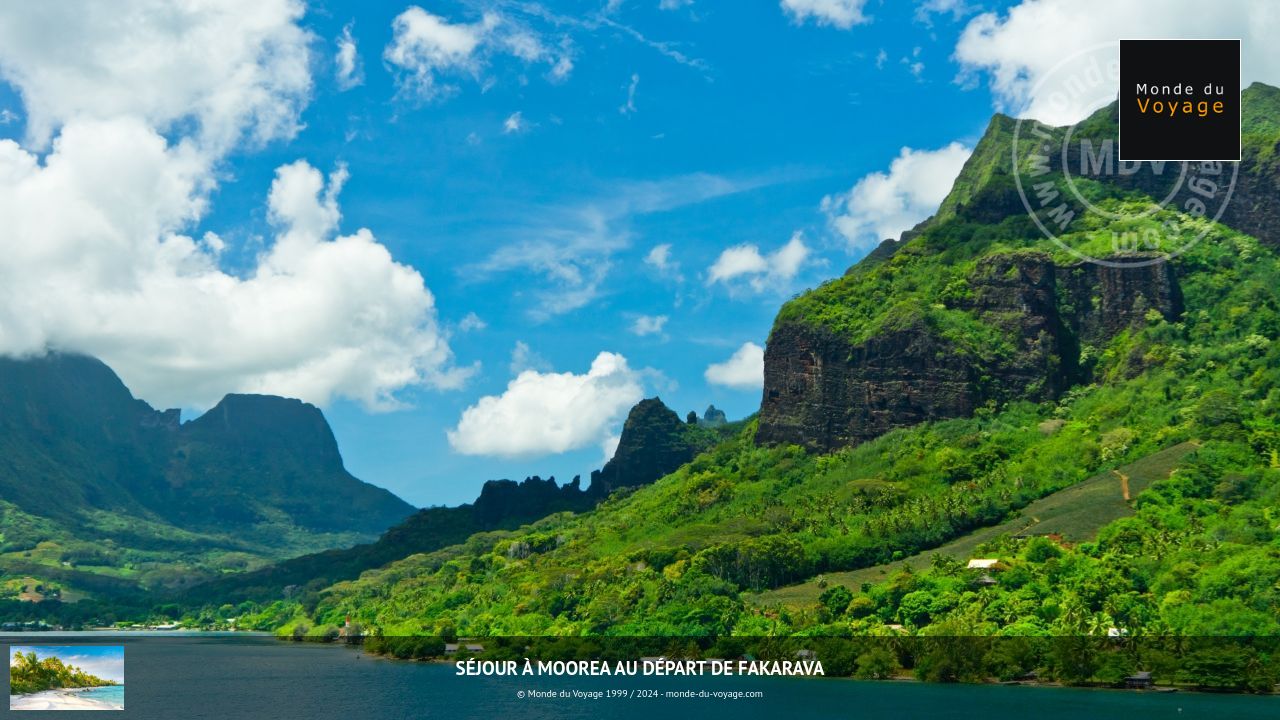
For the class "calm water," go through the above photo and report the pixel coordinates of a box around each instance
[1,635,1276,719]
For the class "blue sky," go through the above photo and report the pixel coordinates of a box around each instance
[0,0,1015,507]
[13,0,1269,508]
[10,646,125,684]
[271,0,1009,505]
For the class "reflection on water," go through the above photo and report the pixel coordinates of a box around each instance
[1,634,1275,719]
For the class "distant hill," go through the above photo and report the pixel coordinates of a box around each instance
[0,353,413,595]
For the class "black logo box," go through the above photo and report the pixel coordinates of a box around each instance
[1119,39,1240,162]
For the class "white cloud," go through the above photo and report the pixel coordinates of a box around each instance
[457,312,487,332]
[335,22,364,91]
[503,111,524,133]
[659,0,694,9]
[550,54,575,82]
[620,73,639,115]
[822,142,971,251]
[629,314,668,336]
[384,5,573,102]
[914,0,977,24]
[0,1,469,411]
[448,352,644,458]
[645,244,673,271]
[955,0,1280,125]
[0,109,17,125]
[707,231,810,292]
[0,0,312,153]
[780,0,870,29]
[705,342,764,390]
[384,6,491,102]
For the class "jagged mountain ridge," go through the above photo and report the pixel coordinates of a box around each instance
[181,396,741,603]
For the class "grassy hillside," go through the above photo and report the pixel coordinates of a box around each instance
[753,441,1198,607]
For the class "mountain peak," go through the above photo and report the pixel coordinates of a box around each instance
[590,397,697,494]
[185,393,342,465]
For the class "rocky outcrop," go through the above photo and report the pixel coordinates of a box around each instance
[757,253,1181,453]
[472,475,593,525]
[590,397,698,495]
[700,404,727,427]
[1056,258,1183,344]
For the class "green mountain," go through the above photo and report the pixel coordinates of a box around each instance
[0,353,414,596]
[246,84,1280,672]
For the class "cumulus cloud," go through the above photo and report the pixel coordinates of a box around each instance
[448,352,644,458]
[822,143,971,251]
[705,342,764,390]
[384,5,573,102]
[0,0,312,153]
[503,111,524,133]
[955,0,1280,125]
[780,0,870,29]
[707,232,810,292]
[0,1,469,411]
[629,314,668,336]
[334,22,364,91]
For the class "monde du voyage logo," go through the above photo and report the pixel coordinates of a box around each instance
[1012,40,1241,267]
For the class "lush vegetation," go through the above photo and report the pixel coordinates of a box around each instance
[12,85,1280,694]
[9,651,117,695]
[215,89,1280,695]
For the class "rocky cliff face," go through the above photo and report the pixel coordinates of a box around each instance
[758,253,1181,452]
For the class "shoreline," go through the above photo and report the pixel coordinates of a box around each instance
[10,686,123,711]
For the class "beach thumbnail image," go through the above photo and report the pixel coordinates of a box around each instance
[9,645,124,711]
